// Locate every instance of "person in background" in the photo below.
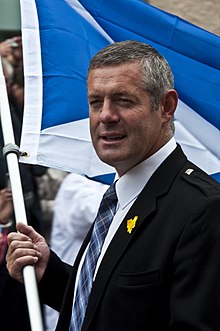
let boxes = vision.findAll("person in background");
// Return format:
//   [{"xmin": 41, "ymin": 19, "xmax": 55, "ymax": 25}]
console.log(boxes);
[
  {"xmin": 0, "ymin": 36, "xmax": 47, "ymax": 234},
  {"xmin": 0, "ymin": 36, "xmax": 22, "ymax": 67},
  {"xmin": 0, "ymin": 188, "xmax": 13, "ymax": 226},
  {"xmin": 6, "ymin": 40, "xmax": 220, "ymax": 330},
  {"xmin": 0, "ymin": 187, "xmax": 32, "ymax": 330},
  {"xmin": 45, "ymin": 173, "xmax": 109, "ymax": 330}
]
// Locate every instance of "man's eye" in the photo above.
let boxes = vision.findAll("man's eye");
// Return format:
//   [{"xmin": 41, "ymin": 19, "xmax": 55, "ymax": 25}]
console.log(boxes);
[
  {"xmin": 118, "ymin": 98, "xmax": 133, "ymax": 105},
  {"xmin": 89, "ymin": 100, "xmax": 102, "ymax": 108}
]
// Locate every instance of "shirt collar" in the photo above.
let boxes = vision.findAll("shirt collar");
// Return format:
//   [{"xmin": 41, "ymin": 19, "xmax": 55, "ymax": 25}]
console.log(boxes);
[{"xmin": 115, "ymin": 138, "xmax": 177, "ymax": 209}]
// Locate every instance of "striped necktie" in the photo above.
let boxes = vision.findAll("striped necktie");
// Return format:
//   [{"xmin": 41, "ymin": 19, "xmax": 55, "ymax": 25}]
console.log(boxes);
[{"xmin": 70, "ymin": 183, "xmax": 118, "ymax": 331}]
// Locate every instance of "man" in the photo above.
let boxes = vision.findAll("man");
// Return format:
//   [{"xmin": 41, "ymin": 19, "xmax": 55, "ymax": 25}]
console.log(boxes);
[{"xmin": 6, "ymin": 41, "xmax": 220, "ymax": 330}]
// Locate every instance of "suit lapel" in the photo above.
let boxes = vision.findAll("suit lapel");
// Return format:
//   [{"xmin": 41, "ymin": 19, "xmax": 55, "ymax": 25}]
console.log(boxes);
[{"xmin": 82, "ymin": 145, "xmax": 187, "ymax": 330}]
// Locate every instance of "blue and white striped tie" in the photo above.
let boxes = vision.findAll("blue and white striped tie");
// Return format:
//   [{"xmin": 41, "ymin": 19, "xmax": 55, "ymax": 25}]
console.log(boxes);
[{"xmin": 69, "ymin": 183, "xmax": 118, "ymax": 331}]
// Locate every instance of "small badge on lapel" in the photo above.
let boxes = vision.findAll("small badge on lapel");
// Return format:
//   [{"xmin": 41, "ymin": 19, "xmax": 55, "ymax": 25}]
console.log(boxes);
[{"xmin": 127, "ymin": 216, "xmax": 138, "ymax": 234}]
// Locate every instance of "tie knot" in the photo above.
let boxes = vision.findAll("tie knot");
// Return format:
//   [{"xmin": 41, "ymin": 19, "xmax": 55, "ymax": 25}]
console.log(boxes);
[{"xmin": 104, "ymin": 183, "xmax": 118, "ymax": 203}]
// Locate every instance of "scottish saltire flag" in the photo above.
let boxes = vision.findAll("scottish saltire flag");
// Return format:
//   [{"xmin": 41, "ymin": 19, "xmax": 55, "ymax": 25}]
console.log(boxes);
[{"xmin": 19, "ymin": 0, "xmax": 220, "ymax": 183}]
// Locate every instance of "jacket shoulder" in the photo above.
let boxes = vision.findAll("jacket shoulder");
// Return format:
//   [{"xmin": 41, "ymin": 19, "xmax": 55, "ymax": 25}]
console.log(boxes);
[{"xmin": 181, "ymin": 164, "xmax": 220, "ymax": 197}]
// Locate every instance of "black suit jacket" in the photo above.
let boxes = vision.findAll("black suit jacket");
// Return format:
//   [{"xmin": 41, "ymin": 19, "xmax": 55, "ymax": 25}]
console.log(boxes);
[
  {"xmin": 0, "ymin": 234, "xmax": 31, "ymax": 331},
  {"xmin": 40, "ymin": 145, "xmax": 220, "ymax": 330}
]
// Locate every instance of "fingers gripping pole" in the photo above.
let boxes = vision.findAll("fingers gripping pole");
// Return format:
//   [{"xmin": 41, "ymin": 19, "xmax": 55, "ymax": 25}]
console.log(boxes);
[{"xmin": 0, "ymin": 55, "xmax": 44, "ymax": 331}]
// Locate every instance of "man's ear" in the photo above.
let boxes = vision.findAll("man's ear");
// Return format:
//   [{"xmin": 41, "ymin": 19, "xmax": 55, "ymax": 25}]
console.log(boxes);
[{"xmin": 161, "ymin": 89, "xmax": 178, "ymax": 123}]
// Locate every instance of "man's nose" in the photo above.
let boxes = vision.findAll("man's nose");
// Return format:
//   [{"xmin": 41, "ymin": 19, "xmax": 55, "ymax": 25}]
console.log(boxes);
[{"xmin": 99, "ymin": 100, "xmax": 119, "ymax": 124}]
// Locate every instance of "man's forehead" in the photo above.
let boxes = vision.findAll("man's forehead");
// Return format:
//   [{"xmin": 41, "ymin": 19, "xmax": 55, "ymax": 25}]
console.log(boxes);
[{"xmin": 87, "ymin": 63, "xmax": 142, "ymax": 86}]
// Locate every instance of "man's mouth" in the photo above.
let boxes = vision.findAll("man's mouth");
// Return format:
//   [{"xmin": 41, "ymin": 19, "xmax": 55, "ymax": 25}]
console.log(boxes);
[
  {"xmin": 101, "ymin": 134, "xmax": 126, "ymax": 141},
  {"xmin": 103, "ymin": 135, "xmax": 125, "ymax": 141}
]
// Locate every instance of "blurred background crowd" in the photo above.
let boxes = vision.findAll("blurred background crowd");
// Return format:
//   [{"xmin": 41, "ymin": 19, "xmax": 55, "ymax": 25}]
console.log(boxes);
[{"xmin": 0, "ymin": 35, "xmax": 61, "ymax": 241}]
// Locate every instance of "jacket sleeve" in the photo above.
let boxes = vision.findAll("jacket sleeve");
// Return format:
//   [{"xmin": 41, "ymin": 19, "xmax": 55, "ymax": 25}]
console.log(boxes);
[
  {"xmin": 170, "ymin": 194, "xmax": 220, "ymax": 330},
  {"xmin": 39, "ymin": 250, "xmax": 72, "ymax": 311}
]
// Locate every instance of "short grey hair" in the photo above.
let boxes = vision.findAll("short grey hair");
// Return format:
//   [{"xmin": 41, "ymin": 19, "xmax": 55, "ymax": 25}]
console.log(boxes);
[{"xmin": 88, "ymin": 40, "xmax": 174, "ymax": 111}]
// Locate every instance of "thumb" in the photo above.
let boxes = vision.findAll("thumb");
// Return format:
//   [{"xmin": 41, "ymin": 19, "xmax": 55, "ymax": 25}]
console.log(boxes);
[{"xmin": 16, "ymin": 222, "xmax": 42, "ymax": 243}]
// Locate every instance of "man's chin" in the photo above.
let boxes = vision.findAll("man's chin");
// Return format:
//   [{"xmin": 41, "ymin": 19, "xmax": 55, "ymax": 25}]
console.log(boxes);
[{"xmin": 98, "ymin": 153, "xmax": 119, "ymax": 167}]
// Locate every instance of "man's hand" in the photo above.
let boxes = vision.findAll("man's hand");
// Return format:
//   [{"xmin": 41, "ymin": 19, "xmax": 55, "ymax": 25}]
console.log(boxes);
[{"xmin": 6, "ymin": 222, "xmax": 50, "ymax": 283}]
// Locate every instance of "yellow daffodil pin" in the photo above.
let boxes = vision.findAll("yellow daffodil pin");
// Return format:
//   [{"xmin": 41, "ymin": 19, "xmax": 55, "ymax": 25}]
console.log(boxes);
[{"xmin": 127, "ymin": 216, "xmax": 138, "ymax": 234}]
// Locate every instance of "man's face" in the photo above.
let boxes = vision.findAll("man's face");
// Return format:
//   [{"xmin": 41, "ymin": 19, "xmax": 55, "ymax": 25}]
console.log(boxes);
[{"xmin": 88, "ymin": 63, "xmax": 170, "ymax": 176}]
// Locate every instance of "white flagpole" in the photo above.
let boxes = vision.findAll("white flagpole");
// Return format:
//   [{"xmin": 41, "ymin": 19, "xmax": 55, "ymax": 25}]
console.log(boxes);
[{"xmin": 0, "ymin": 55, "xmax": 44, "ymax": 331}]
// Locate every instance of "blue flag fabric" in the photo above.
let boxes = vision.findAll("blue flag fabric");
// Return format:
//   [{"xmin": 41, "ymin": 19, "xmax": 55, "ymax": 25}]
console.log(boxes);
[{"xmin": 19, "ymin": 0, "xmax": 220, "ymax": 183}]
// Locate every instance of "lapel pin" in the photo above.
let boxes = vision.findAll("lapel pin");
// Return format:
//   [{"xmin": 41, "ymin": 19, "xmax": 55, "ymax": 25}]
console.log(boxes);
[
  {"xmin": 185, "ymin": 168, "xmax": 194, "ymax": 175},
  {"xmin": 127, "ymin": 216, "xmax": 138, "ymax": 234}
]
